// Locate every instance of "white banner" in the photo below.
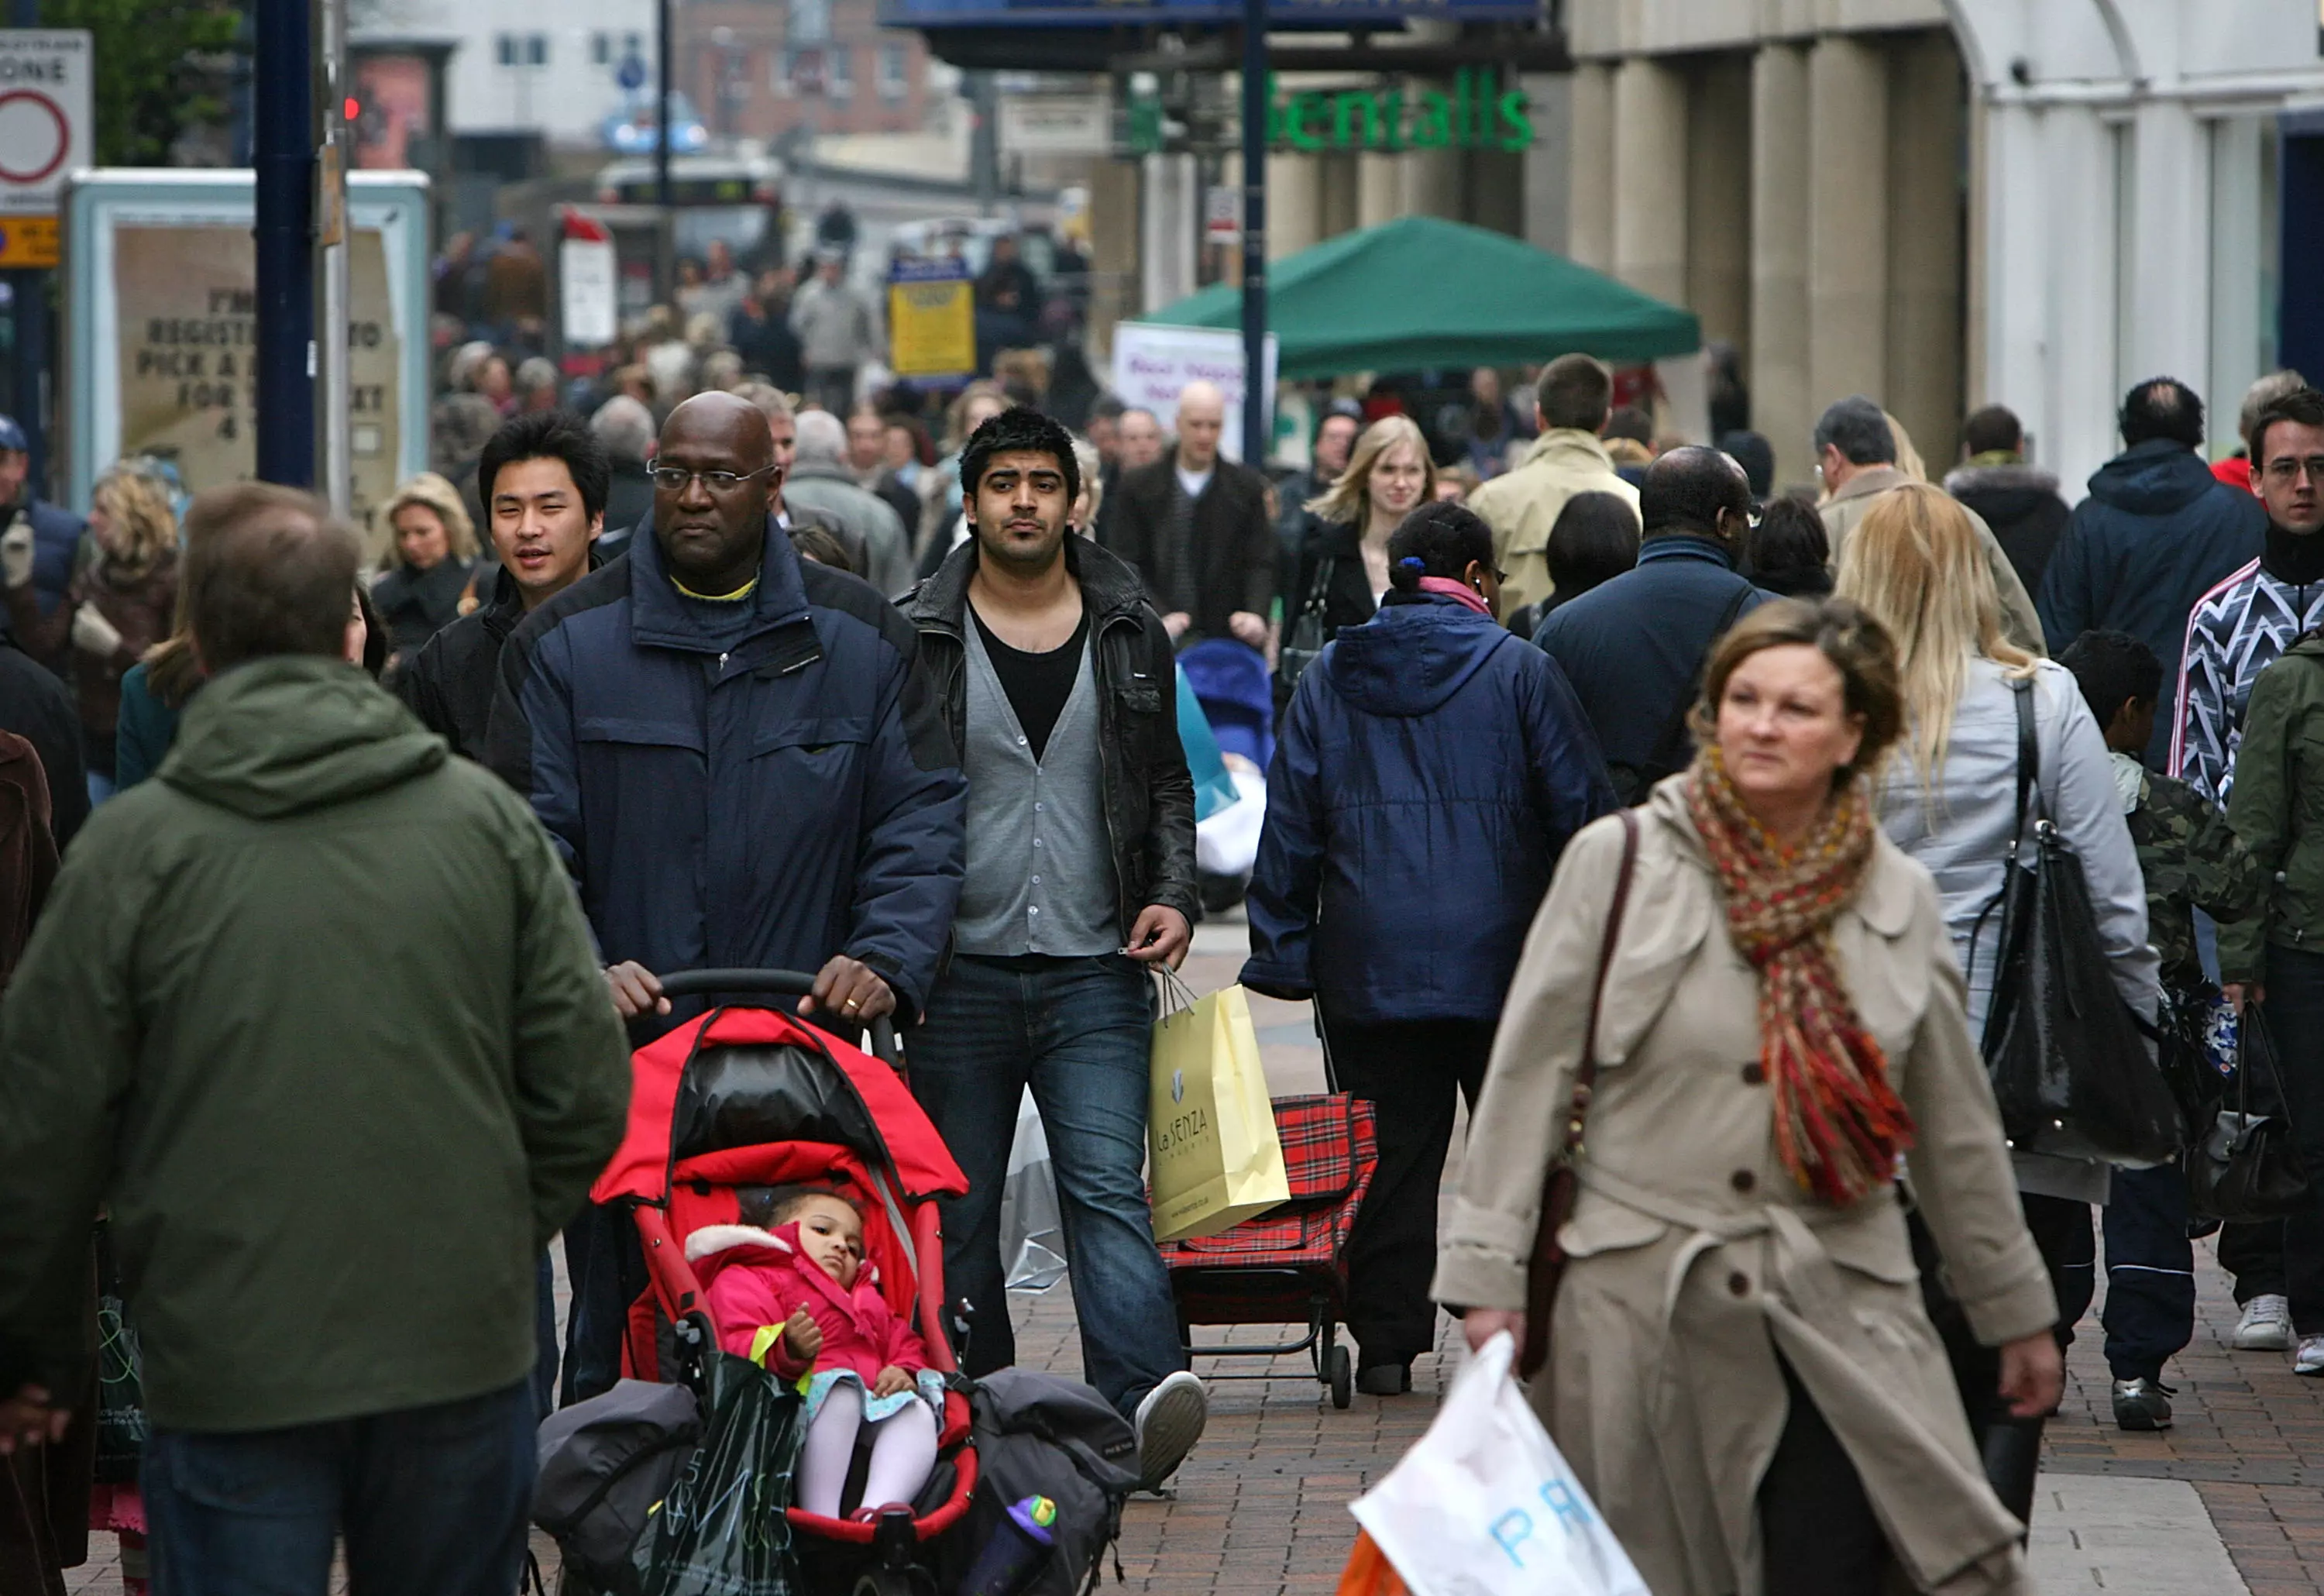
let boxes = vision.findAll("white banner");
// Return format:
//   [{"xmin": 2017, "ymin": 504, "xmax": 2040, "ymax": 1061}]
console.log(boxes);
[{"xmin": 1110, "ymin": 322, "xmax": 1278, "ymax": 464}]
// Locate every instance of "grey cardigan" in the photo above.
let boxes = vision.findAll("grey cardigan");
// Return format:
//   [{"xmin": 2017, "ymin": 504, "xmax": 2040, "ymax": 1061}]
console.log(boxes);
[{"xmin": 1878, "ymin": 655, "xmax": 2161, "ymax": 1203}]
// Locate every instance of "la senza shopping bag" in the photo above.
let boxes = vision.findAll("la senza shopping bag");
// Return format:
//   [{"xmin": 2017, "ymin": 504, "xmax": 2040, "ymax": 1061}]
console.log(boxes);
[
  {"xmin": 1351, "ymin": 1333, "xmax": 1648, "ymax": 1596},
  {"xmin": 1148, "ymin": 972, "xmax": 1291, "ymax": 1243}
]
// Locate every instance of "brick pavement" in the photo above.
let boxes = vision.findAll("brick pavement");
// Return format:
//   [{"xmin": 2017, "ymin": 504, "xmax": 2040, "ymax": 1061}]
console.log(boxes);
[{"xmin": 56, "ymin": 921, "xmax": 2324, "ymax": 1593}]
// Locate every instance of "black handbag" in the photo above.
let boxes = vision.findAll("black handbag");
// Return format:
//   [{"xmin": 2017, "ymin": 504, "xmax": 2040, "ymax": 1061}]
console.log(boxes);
[
  {"xmin": 1272, "ymin": 551, "xmax": 1338, "ymax": 700},
  {"xmin": 1977, "ymin": 677, "xmax": 2181, "ymax": 1164},
  {"xmin": 2186, "ymin": 1003, "xmax": 2312, "ymax": 1221}
]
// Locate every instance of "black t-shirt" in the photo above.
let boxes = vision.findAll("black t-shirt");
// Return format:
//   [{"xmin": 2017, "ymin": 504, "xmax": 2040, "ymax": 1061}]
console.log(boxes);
[{"xmin": 971, "ymin": 603, "xmax": 1090, "ymax": 762}]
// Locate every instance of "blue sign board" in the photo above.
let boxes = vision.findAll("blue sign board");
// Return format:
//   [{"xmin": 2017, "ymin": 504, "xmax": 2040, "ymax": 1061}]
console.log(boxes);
[{"xmin": 884, "ymin": 0, "xmax": 1539, "ymax": 27}]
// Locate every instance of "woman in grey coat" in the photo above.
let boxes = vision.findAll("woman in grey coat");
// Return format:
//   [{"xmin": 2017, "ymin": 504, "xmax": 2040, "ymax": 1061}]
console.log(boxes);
[{"xmin": 1837, "ymin": 480, "xmax": 2159, "ymax": 1519}]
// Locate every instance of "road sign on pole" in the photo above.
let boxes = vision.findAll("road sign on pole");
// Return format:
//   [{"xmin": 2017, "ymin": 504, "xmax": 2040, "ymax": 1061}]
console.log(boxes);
[{"xmin": 0, "ymin": 30, "xmax": 89, "ymax": 219}]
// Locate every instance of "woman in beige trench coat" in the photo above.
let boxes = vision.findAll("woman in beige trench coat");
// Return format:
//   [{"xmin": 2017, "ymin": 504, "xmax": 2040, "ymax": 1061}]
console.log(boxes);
[{"xmin": 1435, "ymin": 597, "xmax": 2064, "ymax": 1596}]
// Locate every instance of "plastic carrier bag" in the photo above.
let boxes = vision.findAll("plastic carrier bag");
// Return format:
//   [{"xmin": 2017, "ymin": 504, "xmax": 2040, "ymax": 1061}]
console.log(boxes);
[{"xmin": 631, "ymin": 1352, "xmax": 807, "ymax": 1596}]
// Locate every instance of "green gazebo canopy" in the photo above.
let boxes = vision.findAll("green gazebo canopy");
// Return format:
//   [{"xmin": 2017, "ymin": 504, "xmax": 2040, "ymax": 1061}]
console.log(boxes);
[{"xmin": 1141, "ymin": 215, "xmax": 1701, "ymax": 380}]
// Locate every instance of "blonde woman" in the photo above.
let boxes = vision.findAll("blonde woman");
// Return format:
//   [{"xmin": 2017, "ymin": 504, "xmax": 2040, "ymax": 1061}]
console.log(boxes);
[
  {"xmin": 372, "ymin": 472, "xmax": 480, "ymax": 668},
  {"xmin": 5, "ymin": 463, "xmax": 178, "ymax": 803},
  {"xmin": 1835, "ymin": 480, "xmax": 2157, "ymax": 1519},
  {"xmin": 1284, "ymin": 415, "xmax": 1436, "ymax": 661}
]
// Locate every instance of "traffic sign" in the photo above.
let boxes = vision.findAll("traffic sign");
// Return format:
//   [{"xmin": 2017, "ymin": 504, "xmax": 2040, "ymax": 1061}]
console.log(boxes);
[
  {"xmin": 0, "ymin": 213, "xmax": 57, "ymax": 267},
  {"xmin": 0, "ymin": 32, "xmax": 91, "ymax": 218},
  {"xmin": 615, "ymin": 49, "xmax": 647, "ymax": 91}
]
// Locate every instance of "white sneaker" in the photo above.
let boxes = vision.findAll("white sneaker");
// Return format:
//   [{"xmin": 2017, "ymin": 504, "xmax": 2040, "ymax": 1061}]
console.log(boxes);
[
  {"xmin": 1133, "ymin": 1370, "xmax": 1208, "ymax": 1491},
  {"xmin": 2234, "ymin": 1293, "xmax": 2294, "ymax": 1351},
  {"xmin": 2298, "ymin": 1335, "xmax": 2324, "ymax": 1377}
]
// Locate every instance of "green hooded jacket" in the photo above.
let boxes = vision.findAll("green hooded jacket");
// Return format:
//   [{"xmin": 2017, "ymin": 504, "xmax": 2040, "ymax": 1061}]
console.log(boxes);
[
  {"xmin": 0, "ymin": 656, "xmax": 631, "ymax": 1431},
  {"xmin": 2224, "ymin": 633, "xmax": 2324, "ymax": 984}
]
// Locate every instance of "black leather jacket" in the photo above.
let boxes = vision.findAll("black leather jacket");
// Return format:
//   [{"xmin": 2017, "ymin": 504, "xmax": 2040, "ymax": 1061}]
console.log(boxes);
[{"xmin": 901, "ymin": 535, "xmax": 1199, "ymax": 934}]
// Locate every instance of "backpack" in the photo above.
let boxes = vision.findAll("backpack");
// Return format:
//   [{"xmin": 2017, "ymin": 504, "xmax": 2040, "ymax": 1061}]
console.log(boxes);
[
  {"xmin": 535, "ymin": 1379, "xmax": 704, "ymax": 1596},
  {"xmin": 944, "ymin": 1370, "xmax": 1140, "ymax": 1596}
]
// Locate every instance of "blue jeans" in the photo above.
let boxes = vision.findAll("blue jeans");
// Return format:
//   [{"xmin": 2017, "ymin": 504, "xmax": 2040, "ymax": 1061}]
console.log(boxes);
[
  {"xmin": 143, "ymin": 1380, "xmax": 535, "ymax": 1596},
  {"xmin": 909, "ymin": 952, "xmax": 1186, "ymax": 1417}
]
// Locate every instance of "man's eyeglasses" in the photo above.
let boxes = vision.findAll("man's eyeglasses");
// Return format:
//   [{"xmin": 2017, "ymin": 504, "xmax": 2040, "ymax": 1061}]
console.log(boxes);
[
  {"xmin": 648, "ymin": 463, "xmax": 779, "ymax": 494},
  {"xmin": 2263, "ymin": 457, "xmax": 2324, "ymax": 486}
]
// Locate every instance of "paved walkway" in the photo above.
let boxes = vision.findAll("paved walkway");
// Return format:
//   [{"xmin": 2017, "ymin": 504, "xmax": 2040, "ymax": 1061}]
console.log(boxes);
[{"xmin": 55, "ymin": 920, "xmax": 2317, "ymax": 1593}]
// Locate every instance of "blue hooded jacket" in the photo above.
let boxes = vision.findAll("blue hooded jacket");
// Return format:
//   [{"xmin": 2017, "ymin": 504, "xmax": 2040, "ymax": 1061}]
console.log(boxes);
[
  {"xmin": 1242, "ymin": 591, "xmax": 1617, "ymax": 1024},
  {"xmin": 2037, "ymin": 439, "xmax": 2265, "ymax": 766},
  {"xmin": 484, "ymin": 518, "xmax": 966, "ymax": 1026}
]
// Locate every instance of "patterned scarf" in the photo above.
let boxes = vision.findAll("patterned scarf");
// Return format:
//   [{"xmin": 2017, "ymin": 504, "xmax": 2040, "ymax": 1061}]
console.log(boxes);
[{"xmin": 1686, "ymin": 747, "xmax": 1917, "ymax": 1206}]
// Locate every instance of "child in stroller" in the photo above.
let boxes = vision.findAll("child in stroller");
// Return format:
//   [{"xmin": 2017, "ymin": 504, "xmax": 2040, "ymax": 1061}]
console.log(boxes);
[{"xmin": 690, "ymin": 1185, "xmax": 945, "ymax": 1519}]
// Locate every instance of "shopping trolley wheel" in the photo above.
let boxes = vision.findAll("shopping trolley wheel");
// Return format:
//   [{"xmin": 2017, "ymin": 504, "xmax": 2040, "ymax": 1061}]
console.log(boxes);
[{"xmin": 1327, "ymin": 1344, "xmax": 1353, "ymax": 1409}]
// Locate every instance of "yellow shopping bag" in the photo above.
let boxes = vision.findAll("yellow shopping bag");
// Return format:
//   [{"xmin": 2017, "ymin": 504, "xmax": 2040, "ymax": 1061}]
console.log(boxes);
[{"xmin": 1148, "ymin": 972, "xmax": 1291, "ymax": 1243}]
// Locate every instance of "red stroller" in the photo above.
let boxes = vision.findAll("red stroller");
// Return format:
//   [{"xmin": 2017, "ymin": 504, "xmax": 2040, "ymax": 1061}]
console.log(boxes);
[{"xmin": 591, "ymin": 969, "xmax": 978, "ymax": 1596}]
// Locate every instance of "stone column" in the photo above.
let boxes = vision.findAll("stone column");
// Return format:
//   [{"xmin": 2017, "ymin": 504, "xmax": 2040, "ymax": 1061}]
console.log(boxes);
[
  {"xmin": 1566, "ymin": 60, "xmax": 1614, "ymax": 271},
  {"xmin": 1317, "ymin": 150, "xmax": 1360, "ymax": 240},
  {"xmin": 1356, "ymin": 149, "xmax": 1402, "ymax": 229},
  {"xmin": 1267, "ymin": 150, "xmax": 1322, "ymax": 260},
  {"xmin": 1885, "ymin": 28, "xmax": 1966, "ymax": 471},
  {"xmin": 1752, "ymin": 42, "xmax": 1812, "ymax": 490},
  {"xmin": 2130, "ymin": 98, "xmax": 2209, "ymax": 397},
  {"xmin": 1610, "ymin": 54, "xmax": 1688, "ymax": 305},
  {"xmin": 1523, "ymin": 71, "xmax": 1570, "ymax": 256},
  {"xmin": 1685, "ymin": 53, "xmax": 1752, "ymax": 358},
  {"xmin": 2047, "ymin": 108, "xmax": 2123, "ymax": 500},
  {"xmin": 1088, "ymin": 153, "xmax": 1141, "ymax": 359},
  {"xmin": 1807, "ymin": 33, "xmax": 1890, "ymax": 432}
]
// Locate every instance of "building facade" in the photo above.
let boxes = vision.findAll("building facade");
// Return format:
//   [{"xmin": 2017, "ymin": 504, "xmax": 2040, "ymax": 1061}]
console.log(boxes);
[{"xmin": 1562, "ymin": 0, "xmax": 2324, "ymax": 497}]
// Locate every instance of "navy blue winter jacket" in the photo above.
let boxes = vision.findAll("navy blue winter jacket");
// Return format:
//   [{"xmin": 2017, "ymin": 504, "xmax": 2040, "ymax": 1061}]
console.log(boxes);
[
  {"xmin": 2037, "ymin": 439, "xmax": 2265, "ymax": 767},
  {"xmin": 485, "ymin": 518, "xmax": 966, "ymax": 1024},
  {"xmin": 1242, "ymin": 591, "xmax": 1617, "ymax": 1024}
]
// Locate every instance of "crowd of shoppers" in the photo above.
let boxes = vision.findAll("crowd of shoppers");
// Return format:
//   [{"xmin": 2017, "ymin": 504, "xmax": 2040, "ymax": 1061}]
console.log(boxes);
[{"xmin": 6, "ymin": 328, "xmax": 2324, "ymax": 1596}]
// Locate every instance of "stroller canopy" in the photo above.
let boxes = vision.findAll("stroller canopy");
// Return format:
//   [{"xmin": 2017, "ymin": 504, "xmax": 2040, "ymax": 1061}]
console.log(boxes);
[{"xmin": 596, "ymin": 1006, "xmax": 968, "ymax": 1206}]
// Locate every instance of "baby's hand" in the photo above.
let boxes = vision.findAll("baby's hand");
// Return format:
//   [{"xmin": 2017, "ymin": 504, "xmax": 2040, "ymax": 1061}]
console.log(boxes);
[
  {"xmin": 782, "ymin": 1307, "xmax": 823, "ymax": 1364},
  {"xmin": 871, "ymin": 1365, "xmax": 913, "ymax": 1398}
]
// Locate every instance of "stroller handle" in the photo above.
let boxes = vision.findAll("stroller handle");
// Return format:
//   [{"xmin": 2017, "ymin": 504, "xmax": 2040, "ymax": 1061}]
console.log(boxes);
[{"xmin": 654, "ymin": 968, "xmax": 899, "ymax": 1066}]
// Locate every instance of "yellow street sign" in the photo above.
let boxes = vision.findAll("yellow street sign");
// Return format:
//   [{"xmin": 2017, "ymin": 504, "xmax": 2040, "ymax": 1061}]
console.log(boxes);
[{"xmin": 0, "ymin": 214, "xmax": 58, "ymax": 267}]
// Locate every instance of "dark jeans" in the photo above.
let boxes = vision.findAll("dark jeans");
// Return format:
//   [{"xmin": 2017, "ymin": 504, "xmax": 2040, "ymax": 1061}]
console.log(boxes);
[
  {"xmin": 2219, "ymin": 1219, "xmax": 2285, "ymax": 1305},
  {"xmin": 909, "ymin": 952, "xmax": 1186, "ymax": 1417},
  {"xmin": 2254, "ymin": 949, "xmax": 2324, "ymax": 1335},
  {"xmin": 2101, "ymin": 1164, "xmax": 2195, "ymax": 1381},
  {"xmin": 1761, "ymin": 1357, "xmax": 1890, "ymax": 1592},
  {"xmin": 143, "ymin": 1380, "xmax": 535, "ymax": 1596},
  {"xmin": 562, "ymin": 1200, "xmax": 648, "ymax": 1407},
  {"xmin": 1318, "ymin": 1013, "xmax": 1494, "ymax": 1368}
]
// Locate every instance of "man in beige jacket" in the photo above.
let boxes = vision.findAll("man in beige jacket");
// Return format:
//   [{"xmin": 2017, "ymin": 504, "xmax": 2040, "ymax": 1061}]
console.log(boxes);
[
  {"xmin": 1469, "ymin": 354, "xmax": 1639, "ymax": 621},
  {"xmin": 1815, "ymin": 395, "xmax": 2045, "ymax": 653}
]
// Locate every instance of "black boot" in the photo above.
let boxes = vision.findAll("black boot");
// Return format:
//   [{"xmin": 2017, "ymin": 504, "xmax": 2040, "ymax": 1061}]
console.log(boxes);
[{"xmin": 1981, "ymin": 1414, "xmax": 2045, "ymax": 1538}]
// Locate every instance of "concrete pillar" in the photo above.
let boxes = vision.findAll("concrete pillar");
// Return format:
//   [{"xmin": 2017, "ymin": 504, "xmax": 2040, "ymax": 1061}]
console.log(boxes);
[
  {"xmin": 2047, "ymin": 109, "xmax": 2122, "ymax": 500},
  {"xmin": 1140, "ymin": 152, "xmax": 1198, "ymax": 313},
  {"xmin": 1317, "ymin": 150, "xmax": 1360, "ymax": 240},
  {"xmin": 1807, "ymin": 34, "xmax": 1889, "ymax": 429},
  {"xmin": 1885, "ymin": 29, "xmax": 1966, "ymax": 473},
  {"xmin": 1979, "ymin": 101, "xmax": 2051, "ymax": 468},
  {"xmin": 1356, "ymin": 150, "xmax": 1401, "ymax": 229},
  {"xmin": 1088, "ymin": 153, "xmax": 1140, "ymax": 359},
  {"xmin": 1524, "ymin": 71, "xmax": 1570, "ymax": 256},
  {"xmin": 1685, "ymin": 53, "xmax": 1752, "ymax": 356},
  {"xmin": 1401, "ymin": 129, "xmax": 1464, "ymax": 220},
  {"xmin": 2130, "ymin": 98, "xmax": 2209, "ymax": 399},
  {"xmin": 1752, "ymin": 43, "xmax": 1813, "ymax": 490},
  {"xmin": 2210, "ymin": 115, "xmax": 2269, "ymax": 458},
  {"xmin": 1464, "ymin": 146, "xmax": 1525, "ymax": 236},
  {"xmin": 1267, "ymin": 150, "xmax": 1321, "ymax": 260},
  {"xmin": 1611, "ymin": 54, "xmax": 1688, "ymax": 305},
  {"xmin": 1567, "ymin": 60, "xmax": 1614, "ymax": 271}
]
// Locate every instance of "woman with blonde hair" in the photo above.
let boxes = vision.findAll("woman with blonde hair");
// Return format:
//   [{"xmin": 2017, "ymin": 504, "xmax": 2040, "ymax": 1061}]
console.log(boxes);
[
  {"xmin": 1836, "ymin": 480, "xmax": 2157, "ymax": 1516},
  {"xmin": 372, "ymin": 471, "xmax": 480, "ymax": 671},
  {"xmin": 5, "ymin": 463, "xmax": 179, "ymax": 803},
  {"xmin": 1439, "ymin": 595, "xmax": 2061, "ymax": 1594},
  {"xmin": 1279, "ymin": 415, "xmax": 1435, "ymax": 690}
]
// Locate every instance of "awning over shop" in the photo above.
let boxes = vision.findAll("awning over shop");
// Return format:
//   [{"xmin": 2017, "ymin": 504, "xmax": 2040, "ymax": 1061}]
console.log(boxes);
[{"xmin": 1140, "ymin": 215, "xmax": 1701, "ymax": 380}]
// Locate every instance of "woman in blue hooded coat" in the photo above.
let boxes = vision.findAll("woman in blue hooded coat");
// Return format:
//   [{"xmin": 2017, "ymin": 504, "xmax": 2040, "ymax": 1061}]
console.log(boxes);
[{"xmin": 1242, "ymin": 501, "xmax": 1618, "ymax": 1395}]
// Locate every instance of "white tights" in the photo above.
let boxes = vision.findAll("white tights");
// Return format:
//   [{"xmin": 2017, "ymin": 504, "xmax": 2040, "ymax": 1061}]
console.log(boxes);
[{"xmin": 795, "ymin": 1382, "xmax": 940, "ymax": 1518}]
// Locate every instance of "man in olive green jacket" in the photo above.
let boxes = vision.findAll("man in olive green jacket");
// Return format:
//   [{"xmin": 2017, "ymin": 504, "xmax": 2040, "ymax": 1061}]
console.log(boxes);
[{"xmin": 0, "ymin": 486, "xmax": 630, "ymax": 1596}]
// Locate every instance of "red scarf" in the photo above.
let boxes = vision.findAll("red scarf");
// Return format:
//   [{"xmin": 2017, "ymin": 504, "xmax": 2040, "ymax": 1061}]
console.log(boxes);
[
  {"xmin": 1685, "ymin": 748, "xmax": 1917, "ymax": 1206},
  {"xmin": 1415, "ymin": 576, "xmax": 1492, "ymax": 617}
]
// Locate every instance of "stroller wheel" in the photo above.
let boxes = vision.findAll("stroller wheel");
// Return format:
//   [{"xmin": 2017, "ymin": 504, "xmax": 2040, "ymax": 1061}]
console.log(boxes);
[
  {"xmin": 852, "ymin": 1569, "xmax": 933, "ymax": 1596},
  {"xmin": 1328, "ymin": 1344, "xmax": 1353, "ymax": 1410}
]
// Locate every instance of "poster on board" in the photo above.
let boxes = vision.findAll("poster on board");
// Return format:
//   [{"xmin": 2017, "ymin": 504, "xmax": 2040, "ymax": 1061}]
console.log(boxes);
[
  {"xmin": 113, "ymin": 224, "xmax": 403, "ymax": 525},
  {"xmin": 888, "ymin": 258, "xmax": 975, "ymax": 380},
  {"xmin": 1109, "ymin": 323, "xmax": 1277, "ymax": 463}
]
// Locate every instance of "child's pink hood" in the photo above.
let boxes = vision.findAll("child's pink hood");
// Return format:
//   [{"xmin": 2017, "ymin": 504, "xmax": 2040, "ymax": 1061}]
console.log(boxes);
[{"xmin": 687, "ymin": 1220, "xmax": 929, "ymax": 1382}]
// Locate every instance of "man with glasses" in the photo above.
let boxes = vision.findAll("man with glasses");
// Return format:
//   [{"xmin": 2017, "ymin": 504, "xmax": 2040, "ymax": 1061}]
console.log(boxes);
[
  {"xmin": 486, "ymin": 390, "xmax": 966, "ymax": 1403},
  {"xmin": 1533, "ymin": 445, "xmax": 1768, "ymax": 803},
  {"xmin": 2037, "ymin": 377, "xmax": 2265, "ymax": 769},
  {"xmin": 2172, "ymin": 385, "xmax": 2324, "ymax": 1365},
  {"xmin": 899, "ymin": 408, "xmax": 1208, "ymax": 1491}
]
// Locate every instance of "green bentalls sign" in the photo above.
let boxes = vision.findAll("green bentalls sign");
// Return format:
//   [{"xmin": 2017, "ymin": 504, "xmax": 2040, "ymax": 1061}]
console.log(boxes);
[{"xmin": 1126, "ymin": 67, "xmax": 1535, "ymax": 157}]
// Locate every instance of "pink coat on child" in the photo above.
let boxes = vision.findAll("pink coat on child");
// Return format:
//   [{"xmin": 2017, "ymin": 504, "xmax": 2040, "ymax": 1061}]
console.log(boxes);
[{"xmin": 687, "ymin": 1220, "xmax": 933, "ymax": 1384}]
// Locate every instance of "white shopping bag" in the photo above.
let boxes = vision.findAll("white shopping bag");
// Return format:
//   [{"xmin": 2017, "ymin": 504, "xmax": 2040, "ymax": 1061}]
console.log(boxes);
[
  {"xmin": 1000, "ymin": 1089, "xmax": 1067, "ymax": 1292},
  {"xmin": 1350, "ymin": 1332, "xmax": 1649, "ymax": 1596}
]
